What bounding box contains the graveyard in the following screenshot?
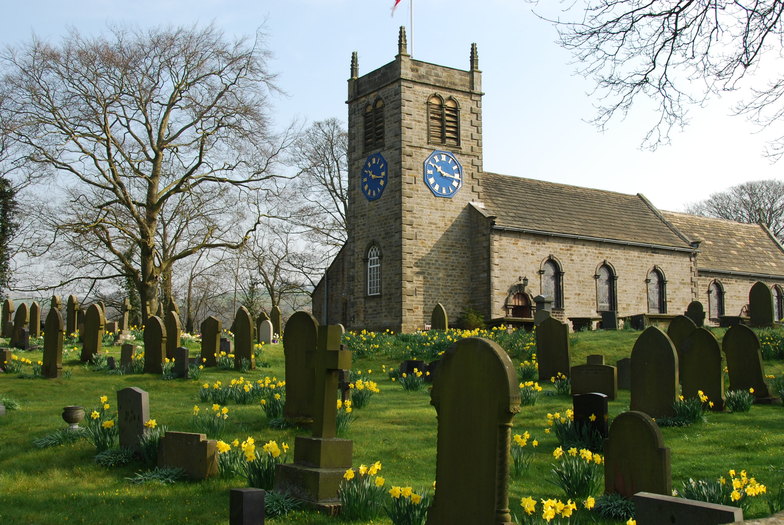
[3,303,784,524]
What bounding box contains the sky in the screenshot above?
[1,0,781,212]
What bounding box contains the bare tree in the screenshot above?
[685,179,784,239]
[551,1,784,154]
[1,25,289,319]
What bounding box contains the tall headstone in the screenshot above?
[270,305,282,338]
[573,392,609,437]
[174,346,190,379]
[77,307,86,338]
[80,303,105,362]
[283,311,318,422]
[28,302,41,338]
[258,319,273,345]
[601,310,619,330]
[431,303,448,330]
[158,431,218,480]
[164,309,182,360]
[120,298,131,331]
[536,316,571,381]
[533,295,553,326]
[66,295,79,336]
[50,295,61,311]
[749,281,775,328]
[0,348,12,370]
[143,316,167,374]
[118,387,150,452]
[230,488,266,525]
[604,411,671,498]
[570,355,617,400]
[233,306,255,370]
[723,324,772,400]
[684,301,705,327]
[666,315,697,367]
[42,307,64,379]
[10,302,29,349]
[630,327,679,418]
[200,316,221,367]
[679,328,724,410]
[427,337,519,525]
[1,298,14,338]
[120,343,135,370]
[616,358,631,390]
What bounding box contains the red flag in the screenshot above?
[392,0,403,15]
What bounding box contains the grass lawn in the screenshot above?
[1,326,784,524]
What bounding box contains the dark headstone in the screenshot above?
[142,316,167,375]
[164,310,182,360]
[431,303,448,330]
[77,307,86,336]
[684,301,706,327]
[427,337,520,524]
[723,324,772,400]
[0,349,12,370]
[106,356,116,370]
[80,304,105,362]
[11,302,29,349]
[667,315,698,367]
[51,295,62,311]
[536,317,571,381]
[233,306,255,370]
[1,298,14,338]
[200,316,221,367]
[230,488,266,525]
[28,302,41,338]
[587,354,604,365]
[66,295,79,337]
[749,281,775,328]
[426,359,440,383]
[630,327,679,418]
[120,343,135,370]
[601,310,618,330]
[118,387,150,452]
[17,328,30,351]
[399,359,426,375]
[258,310,270,323]
[604,411,671,498]
[533,295,553,326]
[283,311,318,422]
[158,431,218,480]
[270,305,282,338]
[220,337,234,355]
[571,357,617,400]
[105,321,118,335]
[42,307,64,379]
[616,358,631,390]
[680,328,724,410]
[633,492,742,525]
[174,346,190,379]
[573,392,609,437]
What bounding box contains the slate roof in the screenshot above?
[662,211,784,277]
[480,172,692,250]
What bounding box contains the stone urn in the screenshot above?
[62,406,85,430]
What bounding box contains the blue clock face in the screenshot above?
[361,153,388,201]
[423,150,463,198]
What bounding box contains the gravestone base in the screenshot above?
[293,435,352,467]
[753,396,781,405]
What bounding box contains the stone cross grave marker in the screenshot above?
[680,327,724,410]
[120,297,131,331]
[42,307,64,379]
[723,324,773,401]
[233,306,255,370]
[80,303,105,362]
[200,316,221,367]
[143,316,167,374]
[749,281,775,328]
[312,324,351,438]
[570,355,617,400]
[427,337,520,525]
[616,358,631,390]
[270,305,282,337]
[158,431,218,480]
[1,298,13,338]
[633,491,743,525]
[573,392,609,438]
[536,316,571,381]
[431,302,448,330]
[684,301,705,327]
[164,309,181,360]
[174,346,190,379]
[630,327,679,419]
[258,319,273,345]
[604,411,671,498]
[118,387,150,452]
[120,343,135,370]
[283,311,318,422]
[66,295,79,336]
[29,301,41,338]
[666,314,697,369]
[11,302,29,349]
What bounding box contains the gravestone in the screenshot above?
[684,301,705,327]
[427,337,520,525]
[66,295,79,336]
[258,310,270,323]
[230,488,266,525]
[533,294,553,325]
[601,310,618,330]
[118,387,150,452]
[105,321,117,335]
[604,411,671,498]
[0,348,12,370]
[220,337,234,355]
[666,315,697,366]
[158,431,218,480]
[283,311,318,423]
[106,356,116,370]
[80,304,105,362]
[749,281,775,328]
[164,309,182,360]
[51,295,61,310]
[119,298,131,330]
[536,316,571,381]
[573,392,609,437]
[120,343,135,370]
[274,324,352,510]
[1,298,14,338]
[616,358,631,390]
[633,492,742,525]
[270,305,282,338]
[571,355,617,400]
[258,319,273,345]
[77,308,86,338]
[630,327,679,418]
[42,307,64,379]
[399,359,426,375]
[142,316,167,374]
[723,324,772,401]
[10,302,29,349]
[28,302,41,338]
[200,316,221,367]
[679,328,724,410]
[174,346,190,379]
[431,302,448,330]
[233,306,255,370]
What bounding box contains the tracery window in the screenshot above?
[366,245,381,296]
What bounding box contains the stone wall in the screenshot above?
[694,273,784,324]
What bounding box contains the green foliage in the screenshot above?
[549,411,604,452]
[264,490,301,519]
[549,372,571,396]
[138,425,167,468]
[2,356,23,374]
[658,395,708,427]
[549,448,603,499]
[771,376,784,399]
[594,492,635,521]
[245,439,289,490]
[84,396,118,452]
[338,464,386,521]
[726,389,755,413]
[678,470,768,514]
[161,359,176,380]
[385,487,431,525]
[94,447,135,468]
[511,432,538,478]
[0,394,20,410]
[32,428,85,448]
[398,368,426,391]
[337,399,356,436]
[458,307,486,330]
[126,467,185,485]
[191,404,229,438]
[519,381,542,406]
[758,329,784,360]
[678,477,732,505]
[517,359,539,382]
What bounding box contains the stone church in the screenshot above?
[312,28,784,333]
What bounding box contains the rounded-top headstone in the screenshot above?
[680,327,724,410]
[283,311,319,421]
[723,324,771,398]
[666,314,697,363]
[749,281,775,327]
[630,327,678,418]
[684,301,705,327]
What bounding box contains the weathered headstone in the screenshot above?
[42,307,64,379]
[723,324,773,401]
[77,307,86,338]
[536,316,571,381]
[630,327,679,418]
[106,356,116,370]
[220,337,234,355]
[427,337,520,524]
[142,316,167,375]
[684,301,705,328]
[120,297,131,330]
[283,311,318,422]
[200,316,221,367]
[51,295,61,311]
[65,295,79,336]
[431,302,448,330]
[1,298,14,338]
[270,305,282,338]
[10,302,29,349]
[571,356,617,400]
[604,411,671,498]
[174,346,190,379]
[118,387,150,452]
[28,301,41,338]
[258,319,273,345]
[616,357,631,390]
[533,294,553,325]
[164,309,182,360]
[680,327,724,410]
[601,310,618,330]
[120,343,135,370]
[230,488,266,525]
[158,431,218,480]
[80,303,105,362]
[666,314,697,366]
[399,359,426,375]
[573,392,609,437]
[0,349,12,370]
[233,306,255,370]
[749,281,775,328]
[258,310,270,323]
[632,492,742,525]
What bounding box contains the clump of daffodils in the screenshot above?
[511,431,539,477]
[339,461,386,521]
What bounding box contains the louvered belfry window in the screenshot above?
[427,95,460,147]
[363,98,385,152]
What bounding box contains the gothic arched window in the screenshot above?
[596,263,617,312]
[708,280,725,321]
[646,267,667,314]
[366,245,381,296]
[541,258,564,309]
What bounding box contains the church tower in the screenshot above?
[344,28,484,332]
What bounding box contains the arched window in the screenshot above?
[775,285,784,321]
[646,267,667,314]
[596,263,617,312]
[366,245,381,296]
[427,95,460,147]
[363,98,384,152]
[508,293,532,318]
[708,280,725,321]
[541,258,564,309]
